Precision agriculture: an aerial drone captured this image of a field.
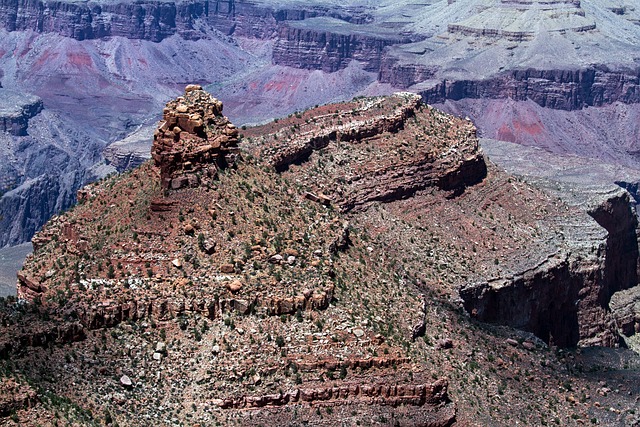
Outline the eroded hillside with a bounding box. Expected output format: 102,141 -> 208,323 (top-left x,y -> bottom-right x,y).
2,89 -> 639,426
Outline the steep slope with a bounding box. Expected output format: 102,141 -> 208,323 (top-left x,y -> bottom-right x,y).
3,89 -> 639,426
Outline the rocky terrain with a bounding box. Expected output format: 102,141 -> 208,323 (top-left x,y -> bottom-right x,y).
0,3 -> 639,423
0,88 -> 636,426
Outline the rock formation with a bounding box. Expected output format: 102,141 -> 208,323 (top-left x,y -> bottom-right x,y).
151,85 -> 239,190
610,286 -> 640,353
6,93 -> 640,426
247,92 -> 487,211
413,68 -> 640,111
447,0 -> 596,42
0,0 -> 210,42
461,138 -> 640,347
0,90 -> 43,136
271,19 -> 418,73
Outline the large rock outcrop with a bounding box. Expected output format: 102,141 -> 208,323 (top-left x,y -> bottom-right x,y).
460,139 -> 640,347
0,90 -> 43,136
248,92 -> 487,212
151,85 -> 239,190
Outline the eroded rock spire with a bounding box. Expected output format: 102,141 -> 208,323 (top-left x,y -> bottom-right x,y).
152,84 -> 239,190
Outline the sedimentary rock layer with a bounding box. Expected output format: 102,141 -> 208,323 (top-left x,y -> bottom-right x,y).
403,68 -> 640,111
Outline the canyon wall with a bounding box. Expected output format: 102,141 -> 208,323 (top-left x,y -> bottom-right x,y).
271,24 -> 414,73
0,173 -> 80,247
461,186 -> 640,348
406,67 -> 640,111
0,91 -> 43,136
0,0 -> 210,41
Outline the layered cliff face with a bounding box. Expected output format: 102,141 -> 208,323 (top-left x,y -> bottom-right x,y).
0,102 -> 107,247
447,0 -> 596,42
412,67 -> 640,111
246,92 -> 486,210
0,0 -> 209,42
271,19 -> 417,73
460,187 -> 639,347
464,138 -> 640,348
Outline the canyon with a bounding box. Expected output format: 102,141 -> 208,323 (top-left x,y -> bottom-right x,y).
0,0 -> 640,424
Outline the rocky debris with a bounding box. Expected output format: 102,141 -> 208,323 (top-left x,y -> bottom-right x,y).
225,279 -> 243,293
329,222 -> 351,254
610,286 -> 640,353
411,294 -> 428,341
16,272 -> 45,295
119,375 -> 133,388
201,238 -> 216,254
151,86 -> 239,190
0,378 -> 37,417
436,338 -> 453,350
303,191 -> 331,205
219,263 -> 235,273
0,90 -> 43,136
506,338 -> 519,347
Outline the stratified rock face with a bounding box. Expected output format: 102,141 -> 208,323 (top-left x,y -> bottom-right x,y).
460,139 -> 640,348
103,126 -> 154,172
408,68 -> 640,111
249,92 -> 487,212
448,0 -> 596,42
0,90 -> 43,136
271,19 -> 416,73
151,85 -> 239,190
0,0 -> 209,42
